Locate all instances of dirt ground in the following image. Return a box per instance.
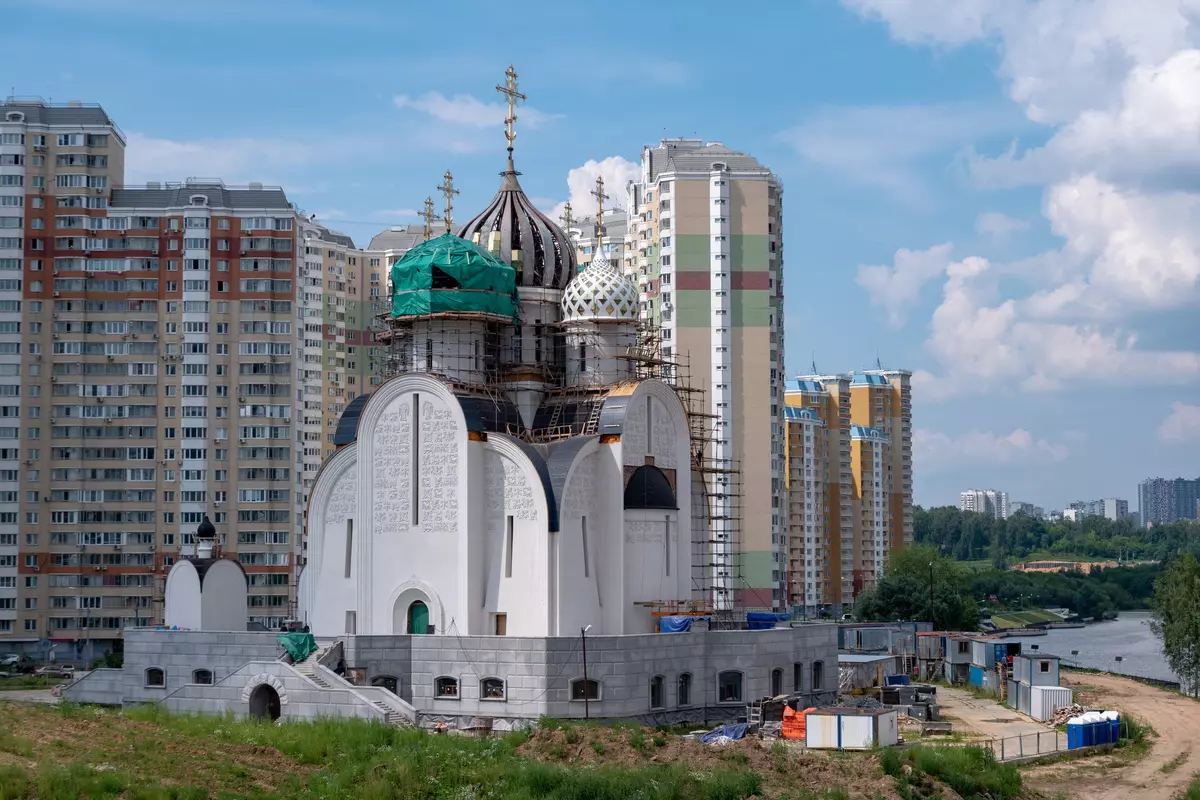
[517,725,906,799]
[1022,671,1200,800]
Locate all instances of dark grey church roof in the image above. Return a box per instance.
[186,556,247,588]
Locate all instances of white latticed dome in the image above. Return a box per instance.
[561,253,640,323]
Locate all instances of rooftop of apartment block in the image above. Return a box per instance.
[111,179,293,211]
[784,406,823,423]
[785,379,828,394]
[645,137,773,180]
[367,223,451,252]
[2,97,124,140]
[850,425,888,442]
[305,220,357,249]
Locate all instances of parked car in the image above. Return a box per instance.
[1,655,34,674]
[34,665,75,679]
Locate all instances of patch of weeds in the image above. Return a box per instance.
[884,745,1023,800]
[771,740,791,773]
[627,727,645,751]
[0,729,33,758]
[590,740,606,755]
[1160,752,1189,774]
[537,716,567,731]
[1183,773,1200,800]
[652,734,667,748]
[564,727,580,745]
[722,750,749,766]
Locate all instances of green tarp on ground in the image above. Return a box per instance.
[391,233,519,320]
[277,632,317,663]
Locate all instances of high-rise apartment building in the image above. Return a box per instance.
[1011,501,1045,518]
[625,138,785,608]
[567,209,627,274]
[1068,498,1130,521]
[0,98,389,657]
[1138,477,1200,527]
[959,489,1010,520]
[784,369,913,615]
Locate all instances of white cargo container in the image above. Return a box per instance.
[1029,686,1073,722]
[804,708,899,750]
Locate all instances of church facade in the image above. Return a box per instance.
[300,370,694,638]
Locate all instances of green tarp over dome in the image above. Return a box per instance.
[390,233,519,320]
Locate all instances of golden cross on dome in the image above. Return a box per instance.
[559,201,574,234]
[437,170,459,228]
[420,196,440,242]
[591,175,609,241]
[495,65,526,151]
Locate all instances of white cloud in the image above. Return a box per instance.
[840,0,1200,399]
[393,92,560,129]
[842,0,1200,124]
[1158,402,1200,442]
[915,427,1070,471]
[780,103,1021,202]
[124,132,317,186]
[545,156,641,223]
[856,242,953,326]
[974,211,1030,238]
[971,49,1200,188]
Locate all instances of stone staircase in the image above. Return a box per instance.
[290,643,414,727]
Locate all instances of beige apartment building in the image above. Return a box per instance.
[625,138,785,610]
[0,98,387,660]
[785,369,913,616]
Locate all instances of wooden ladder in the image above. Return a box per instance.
[583,401,603,435]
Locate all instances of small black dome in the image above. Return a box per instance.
[624,465,678,510]
[197,515,216,540]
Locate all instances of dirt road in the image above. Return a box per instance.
[1023,671,1200,800]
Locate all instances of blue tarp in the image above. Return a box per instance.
[700,723,749,744]
[746,612,792,630]
[659,616,703,633]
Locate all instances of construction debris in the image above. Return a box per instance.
[1049,704,1086,727]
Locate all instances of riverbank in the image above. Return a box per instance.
[1005,612,1178,685]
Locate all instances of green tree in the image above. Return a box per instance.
[1150,554,1200,697]
[853,544,980,631]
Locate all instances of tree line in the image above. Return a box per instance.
[914,505,1200,565]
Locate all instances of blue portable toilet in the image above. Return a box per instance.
[1082,711,1105,745]
[1066,717,1083,749]
[1081,717,1095,746]
[969,664,984,687]
[1104,711,1120,742]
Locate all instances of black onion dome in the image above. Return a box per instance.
[456,153,576,290]
[197,515,216,540]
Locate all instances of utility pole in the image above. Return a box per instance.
[928,561,935,628]
[581,624,592,719]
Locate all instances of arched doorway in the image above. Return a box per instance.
[249,684,281,722]
[407,600,429,634]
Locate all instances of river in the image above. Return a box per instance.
[1005,611,1178,683]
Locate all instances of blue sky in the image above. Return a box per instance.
[6,0,1199,511]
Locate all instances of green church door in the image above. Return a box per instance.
[407,601,429,635]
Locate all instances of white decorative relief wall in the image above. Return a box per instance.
[564,453,596,518]
[324,469,357,530]
[650,396,678,469]
[623,398,647,467]
[372,405,407,535]
[503,453,537,521]
[625,519,673,545]
[419,400,458,532]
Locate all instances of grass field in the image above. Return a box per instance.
[988,609,1065,629]
[0,699,1017,799]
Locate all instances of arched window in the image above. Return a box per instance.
[717,670,742,704]
[480,678,505,701]
[192,669,213,685]
[677,673,692,707]
[812,661,824,691]
[144,667,165,687]
[623,465,677,510]
[371,675,398,694]
[434,676,459,699]
[770,668,783,697]
[793,663,804,692]
[649,675,665,710]
[570,678,600,701]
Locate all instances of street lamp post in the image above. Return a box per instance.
[581,625,592,719]
[928,562,935,627]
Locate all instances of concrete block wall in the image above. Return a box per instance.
[162,660,385,722]
[349,623,838,725]
[63,668,123,705]
[122,629,284,706]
